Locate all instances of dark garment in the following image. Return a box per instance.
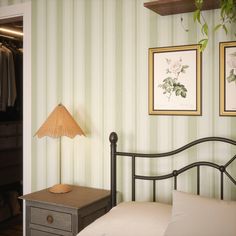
[14,50,23,120]
[0,40,23,121]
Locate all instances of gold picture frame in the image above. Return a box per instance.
[149,45,202,115]
[220,41,236,116]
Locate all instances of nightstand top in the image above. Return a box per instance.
[20,185,110,209]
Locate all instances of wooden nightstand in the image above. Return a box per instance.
[20,185,111,236]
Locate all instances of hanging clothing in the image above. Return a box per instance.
[4,45,17,107]
[0,45,8,111]
[14,49,23,119]
[0,42,17,112]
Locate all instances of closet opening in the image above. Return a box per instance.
[0,16,23,235]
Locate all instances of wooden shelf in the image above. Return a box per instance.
[144,0,220,16]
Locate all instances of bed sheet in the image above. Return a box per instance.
[77,201,172,236]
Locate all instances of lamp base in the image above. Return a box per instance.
[49,184,72,194]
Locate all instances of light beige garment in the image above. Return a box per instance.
[2,45,17,107]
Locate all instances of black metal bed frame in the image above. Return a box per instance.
[110,132,236,207]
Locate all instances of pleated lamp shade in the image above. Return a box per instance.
[35,104,85,194]
[35,104,85,138]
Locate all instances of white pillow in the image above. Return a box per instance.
[164,190,236,236]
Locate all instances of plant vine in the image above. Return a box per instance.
[194,0,236,51]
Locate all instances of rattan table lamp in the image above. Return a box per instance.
[35,104,85,193]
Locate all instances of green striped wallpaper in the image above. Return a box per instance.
[1,0,236,202]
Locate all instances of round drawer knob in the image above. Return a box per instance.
[47,215,54,224]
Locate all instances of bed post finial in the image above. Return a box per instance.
[110,132,118,208]
[109,132,118,144]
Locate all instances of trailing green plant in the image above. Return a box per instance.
[194,0,236,51]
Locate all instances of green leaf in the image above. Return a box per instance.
[181,91,187,98]
[195,0,203,9]
[182,65,189,69]
[173,83,187,98]
[181,65,189,73]
[202,23,209,36]
[176,89,181,96]
[214,24,222,32]
[226,73,236,83]
[221,2,227,17]
[163,77,174,84]
[198,38,206,44]
[199,38,208,51]
[225,0,233,15]
[222,24,228,34]
[194,9,201,23]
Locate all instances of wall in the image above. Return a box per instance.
[0,0,29,5]
[1,0,236,202]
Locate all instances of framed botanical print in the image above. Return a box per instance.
[149,44,202,115]
[220,41,236,116]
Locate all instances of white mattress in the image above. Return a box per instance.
[77,201,172,236]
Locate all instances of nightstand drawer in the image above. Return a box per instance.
[31,229,59,236]
[31,207,72,232]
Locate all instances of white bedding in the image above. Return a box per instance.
[77,201,172,236]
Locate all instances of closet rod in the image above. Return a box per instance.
[0,34,22,41]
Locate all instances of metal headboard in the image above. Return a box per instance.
[110,132,236,207]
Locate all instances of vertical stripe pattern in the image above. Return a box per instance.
[1,0,236,201]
